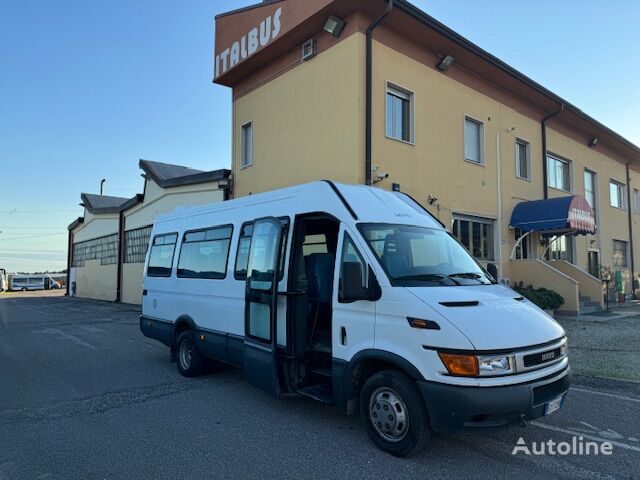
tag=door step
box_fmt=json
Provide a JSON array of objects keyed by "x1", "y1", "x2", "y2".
[{"x1": 297, "y1": 384, "x2": 333, "y2": 404}]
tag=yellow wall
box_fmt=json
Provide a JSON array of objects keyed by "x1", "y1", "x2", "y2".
[
  {"x1": 231, "y1": 33, "x2": 637, "y2": 296},
  {"x1": 121, "y1": 263, "x2": 144, "y2": 305},
  {"x1": 233, "y1": 33, "x2": 365, "y2": 197},
  {"x1": 75, "y1": 260, "x2": 117, "y2": 302}
]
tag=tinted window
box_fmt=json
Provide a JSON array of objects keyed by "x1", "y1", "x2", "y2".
[
  {"x1": 339, "y1": 234, "x2": 367, "y2": 302},
  {"x1": 147, "y1": 233, "x2": 178, "y2": 277},
  {"x1": 177, "y1": 226, "x2": 233, "y2": 279}
]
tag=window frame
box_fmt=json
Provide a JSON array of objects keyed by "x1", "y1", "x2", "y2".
[
  {"x1": 451, "y1": 213, "x2": 496, "y2": 261},
  {"x1": 584, "y1": 168, "x2": 597, "y2": 215},
  {"x1": 385, "y1": 81, "x2": 415, "y2": 145},
  {"x1": 609, "y1": 179, "x2": 626, "y2": 210},
  {"x1": 176, "y1": 224, "x2": 234, "y2": 280},
  {"x1": 233, "y1": 217, "x2": 290, "y2": 282},
  {"x1": 234, "y1": 222, "x2": 254, "y2": 280},
  {"x1": 463, "y1": 115, "x2": 485, "y2": 166},
  {"x1": 240, "y1": 121, "x2": 253, "y2": 169},
  {"x1": 146, "y1": 232, "x2": 178, "y2": 278},
  {"x1": 634, "y1": 188, "x2": 640, "y2": 215},
  {"x1": 515, "y1": 138, "x2": 531, "y2": 181},
  {"x1": 124, "y1": 225, "x2": 153, "y2": 264},
  {"x1": 613, "y1": 239, "x2": 629, "y2": 268},
  {"x1": 546, "y1": 153, "x2": 572, "y2": 193}
]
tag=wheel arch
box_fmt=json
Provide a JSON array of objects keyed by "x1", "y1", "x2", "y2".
[
  {"x1": 172, "y1": 315, "x2": 197, "y2": 348},
  {"x1": 334, "y1": 349, "x2": 425, "y2": 416}
]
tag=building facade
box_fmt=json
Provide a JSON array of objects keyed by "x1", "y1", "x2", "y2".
[
  {"x1": 213, "y1": 0, "x2": 640, "y2": 314},
  {"x1": 68, "y1": 160, "x2": 230, "y2": 304}
]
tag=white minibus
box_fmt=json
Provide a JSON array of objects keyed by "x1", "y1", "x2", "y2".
[
  {"x1": 141, "y1": 181, "x2": 569, "y2": 456},
  {"x1": 10, "y1": 275, "x2": 60, "y2": 291}
]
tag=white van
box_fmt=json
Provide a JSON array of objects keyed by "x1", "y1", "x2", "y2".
[
  {"x1": 141, "y1": 181, "x2": 569, "y2": 456},
  {"x1": 10, "y1": 275, "x2": 59, "y2": 291}
]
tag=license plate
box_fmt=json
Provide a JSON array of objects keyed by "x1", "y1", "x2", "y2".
[{"x1": 545, "y1": 394, "x2": 565, "y2": 416}]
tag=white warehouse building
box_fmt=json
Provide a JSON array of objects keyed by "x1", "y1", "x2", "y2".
[{"x1": 67, "y1": 160, "x2": 230, "y2": 304}]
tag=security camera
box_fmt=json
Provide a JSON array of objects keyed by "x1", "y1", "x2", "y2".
[
  {"x1": 376, "y1": 172, "x2": 389, "y2": 181},
  {"x1": 506, "y1": 126, "x2": 517, "y2": 133},
  {"x1": 428, "y1": 194, "x2": 438, "y2": 205},
  {"x1": 371, "y1": 166, "x2": 389, "y2": 184}
]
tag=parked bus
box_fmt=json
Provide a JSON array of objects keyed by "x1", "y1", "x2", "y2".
[
  {"x1": 140, "y1": 181, "x2": 570, "y2": 456},
  {"x1": 10, "y1": 275, "x2": 61, "y2": 291}
]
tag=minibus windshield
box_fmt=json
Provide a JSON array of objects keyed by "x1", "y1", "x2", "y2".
[{"x1": 359, "y1": 224, "x2": 493, "y2": 287}]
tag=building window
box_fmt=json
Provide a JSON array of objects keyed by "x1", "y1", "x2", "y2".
[
  {"x1": 610, "y1": 180, "x2": 626, "y2": 209},
  {"x1": 386, "y1": 83, "x2": 414, "y2": 143},
  {"x1": 177, "y1": 225, "x2": 233, "y2": 279},
  {"x1": 613, "y1": 239, "x2": 628, "y2": 268},
  {"x1": 452, "y1": 215, "x2": 494, "y2": 260},
  {"x1": 515, "y1": 139, "x2": 531, "y2": 180},
  {"x1": 71, "y1": 233, "x2": 119, "y2": 267},
  {"x1": 124, "y1": 226, "x2": 152, "y2": 264},
  {"x1": 634, "y1": 188, "x2": 640, "y2": 214},
  {"x1": 241, "y1": 122, "x2": 253, "y2": 168},
  {"x1": 584, "y1": 169, "x2": 597, "y2": 218},
  {"x1": 147, "y1": 233, "x2": 178, "y2": 277},
  {"x1": 464, "y1": 117, "x2": 484, "y2": 164},
  {"x1": 549, "y1": 235, "x2": 574, "y2": 263},
  {"x1": 547, "y1": 155, "x2": 571, "y2": 191}
]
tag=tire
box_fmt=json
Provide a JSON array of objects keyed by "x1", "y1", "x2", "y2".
[
  {"x1": 175, "y1": 330, "x2": 205, "y2": 377},
  {"x1": 21, "y1": 287, "x2": 28, "y2": 292},
  {"x1": 360, "y1": 370, "x2": 431, "y2": 457}
]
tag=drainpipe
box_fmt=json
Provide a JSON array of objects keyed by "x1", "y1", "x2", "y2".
[
  {"x1": 66, "y1": 230, "x2": 73, "y2": 296},
  {"x1": 365, "y1": 0, "x2": 394, "y2": 186},
  {"x1": 116, "y1": 210, "x2": 125, "y2": 303},
  {"x1": 541, "y1": 104, "x2": 564, "y2": 199},
  {"x1": 626, "y1": 162, "x2": 635, "y2": 296}
]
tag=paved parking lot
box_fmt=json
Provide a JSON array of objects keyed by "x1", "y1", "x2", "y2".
[{"x1": 0, "y1": 294, "x2": 638, "y2": 480}]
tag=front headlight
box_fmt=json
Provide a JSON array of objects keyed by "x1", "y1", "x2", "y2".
[
  {"x1": 438, "y1": 352, "x2": 515, "y2": 377},
  {"x1": 477, "y1": 354, "x2": 515, "y2": 376}
]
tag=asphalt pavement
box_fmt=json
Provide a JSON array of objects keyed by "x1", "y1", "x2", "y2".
[{"x1": 0, "y1": 293, "x2": 638, "y2": 480}]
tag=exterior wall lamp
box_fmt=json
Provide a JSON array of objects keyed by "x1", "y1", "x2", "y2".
[
  {"x1": 436, "y1": 54, "x2": 455, "y2": 71},
  {"x1": 589, "y1": 137, "x2": 599, "y2": 148},
  {"x1": 323, "y1": 15, "x2": 345, "y2": 38}
]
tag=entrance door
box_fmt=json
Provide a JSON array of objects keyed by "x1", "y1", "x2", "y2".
[
  {"x1": 244, "y1": 217, "x2": 284, "y2": 397},
  {"x1": 588, "y1": 251, "x2": 600, "y2": 278}
]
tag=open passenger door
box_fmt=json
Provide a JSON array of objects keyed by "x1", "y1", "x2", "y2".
[{"x1": 244, "y1": 217, "x2": 284, "y2": 397}]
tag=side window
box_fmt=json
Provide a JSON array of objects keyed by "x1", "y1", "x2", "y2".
[
  {"x1": 339, "y1": 234, "x2": 367, "y2": 303},
  {"x1": 147, "y1": 233, "x2": 178, "y2": 277},
  {"x1": 234, "y1": 223, "x2": 254, "y2": 280},
  {"x1": 234, "y1": 218, "x2": 289, "y2": 281},
  {"x1": 177, "y1": 225, "x2": 233, "y2": 279}
]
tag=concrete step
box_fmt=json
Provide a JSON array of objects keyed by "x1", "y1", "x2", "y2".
[{"x1": 580, "y1": 305, "x2": 602, "y2": 315}]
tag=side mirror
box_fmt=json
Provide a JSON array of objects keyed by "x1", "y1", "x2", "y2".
[
  {"x1": 486, "y1": 263, "x2": 498, "y2": 282},
  {"x1": 341, "y1": 263, "x2": 381, "y2": 303}
]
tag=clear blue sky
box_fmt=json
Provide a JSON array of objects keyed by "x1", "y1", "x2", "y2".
[{"x1": 1, "y1": 0, "x2": 638, "y2": 272}]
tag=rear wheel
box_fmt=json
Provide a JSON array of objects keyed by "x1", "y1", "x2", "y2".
[
  {"x1": 175, "y1": 330, "x2": 205, "y2": 377},
  {"x1": 360, "y1": 370, "x2": 430, "y2": 457},
  {"x1": 21, "y1": 287, "x2": 28, "y2": 291}
]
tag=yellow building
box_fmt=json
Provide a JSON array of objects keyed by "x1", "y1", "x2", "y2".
[
  {"x1": 68, "y1": 160, "x2": 230, "y2": 304},
  {"x1": 213, "y1": 0, "x2": 640, "y2": 315}
]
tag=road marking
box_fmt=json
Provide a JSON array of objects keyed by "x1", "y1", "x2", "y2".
[
  {"x1": 571, "y1": 387, "x2": 640, "y2": 404},
  {"x1": 530, "y1": 421, "x2": 640, "y2": 453}
]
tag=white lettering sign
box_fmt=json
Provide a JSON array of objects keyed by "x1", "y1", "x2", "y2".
[{"x1": 215, "y1": 7, "x2": 282, "y2": 79}]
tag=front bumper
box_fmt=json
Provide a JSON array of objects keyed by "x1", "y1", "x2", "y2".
[{"x1": 417, "y1": 367, "x2": 570, "y2": 432}]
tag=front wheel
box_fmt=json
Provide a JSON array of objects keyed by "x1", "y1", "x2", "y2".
[
  {"x1": 360, "y1": 370, "x2": 431, "y2": 457},
  {"x1": 175, "y1": 330, "x2": 205, "y2": 377}
]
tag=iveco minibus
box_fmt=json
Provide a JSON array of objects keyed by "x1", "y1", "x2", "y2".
[{"x1": 140, "y1": 181, "x2": 569, "y2": 456}]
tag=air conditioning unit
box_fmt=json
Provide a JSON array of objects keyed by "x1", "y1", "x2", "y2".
[{"x1": 302, "y1": 38, "x2": 316, "y2": 61}]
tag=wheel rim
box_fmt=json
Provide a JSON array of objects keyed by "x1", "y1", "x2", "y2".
[
  {"x1": 369, "y1": 387, "x2": 409, "y2": 442},
  {"x1": 179, "y1": 336, "x2": 193, "y2": 370}
]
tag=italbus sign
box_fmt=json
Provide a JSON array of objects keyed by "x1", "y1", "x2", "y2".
[{"x1": 214, "y1": 7, "x2": 283, "y2": 80}]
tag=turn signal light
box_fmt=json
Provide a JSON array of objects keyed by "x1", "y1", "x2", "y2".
[{"x1": 438, "y1": 353, "x2": 479, "y2": 376}]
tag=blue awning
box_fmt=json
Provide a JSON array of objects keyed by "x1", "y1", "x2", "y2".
[{"x1": 510, "y1": 195, "x2": 596, "y2": 235}]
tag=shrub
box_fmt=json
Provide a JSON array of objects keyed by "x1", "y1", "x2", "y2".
[{"x1": 513, "y1": 281, "x2": 565, "y2": 311}]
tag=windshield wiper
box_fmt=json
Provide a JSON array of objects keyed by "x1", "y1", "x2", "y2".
[
  {"x1": 447, "y1": 272, "x2": 488, "y2": 284},
  {"x1": 395, "y1": 274, "x2": 461, "y2": 285}
]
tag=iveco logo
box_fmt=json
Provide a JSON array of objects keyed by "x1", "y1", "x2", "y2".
[{"x1": 541, "y1": 351, "x2": 555, "y2": 361}]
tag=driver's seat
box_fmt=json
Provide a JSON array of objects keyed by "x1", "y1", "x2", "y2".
[{"x1": 381, "y1": 235, "x2": 409, "y2": 278}]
